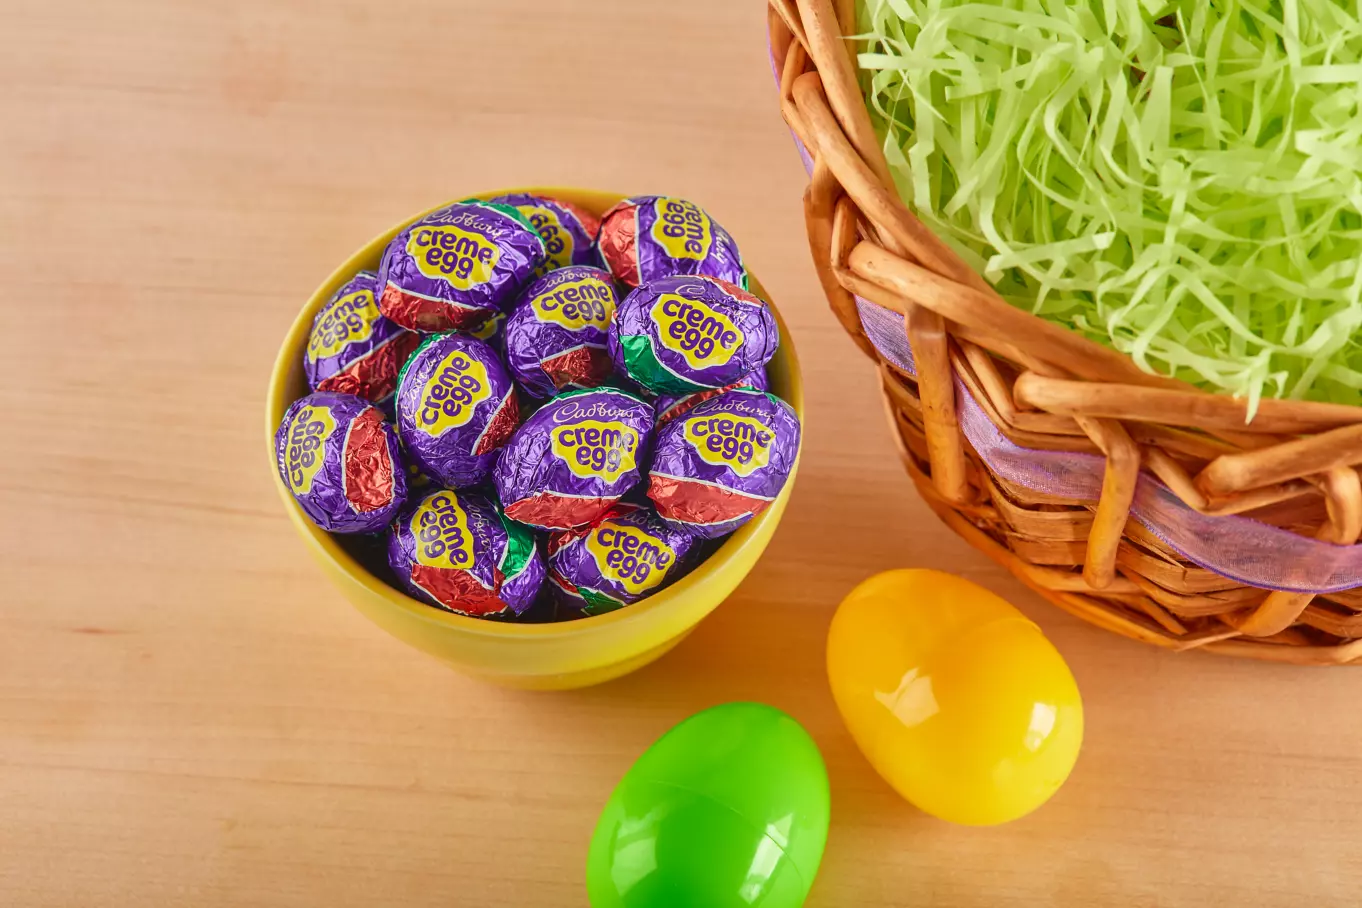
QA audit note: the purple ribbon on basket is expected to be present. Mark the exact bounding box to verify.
[768,38,1362,594]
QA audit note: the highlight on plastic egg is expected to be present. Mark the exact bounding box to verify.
[827,569,1083,826]
[586,702,829,908]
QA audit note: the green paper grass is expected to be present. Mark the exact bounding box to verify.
[857,0,1362,411]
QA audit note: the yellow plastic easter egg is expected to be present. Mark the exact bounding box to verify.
[827,569,1082,825]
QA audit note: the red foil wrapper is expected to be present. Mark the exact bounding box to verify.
[655,385,725,425]
[342,407,398,513]
[317,331,423,403]
[597,203,640,287]
[471,390,521,456]
[647,473,769,527]
[409,563,508,616]
[559,199,602,239]
[380,283,492,333]
[505,492,619,531]
[541,344,614,393]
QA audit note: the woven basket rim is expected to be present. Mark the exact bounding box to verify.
[768,0,1362,665]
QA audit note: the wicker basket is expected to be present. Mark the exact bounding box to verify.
[769,0,1362,665]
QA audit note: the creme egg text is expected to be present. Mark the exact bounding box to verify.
[532,277,614,329]
[307,289,379,362]
[650,198,713,260]
[284,405,337,495]
[585,523,675,594]
[407,222,500,289]
[684,412,773,476]
[416,351,491,436]
[652,293,743,368]
[412,491,475,568]
[551,419,639,481]
[523,205,571,262]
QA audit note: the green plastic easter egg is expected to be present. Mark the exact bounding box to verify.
[586,702,830,908]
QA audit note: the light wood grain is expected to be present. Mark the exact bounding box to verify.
[3,1,1362,905]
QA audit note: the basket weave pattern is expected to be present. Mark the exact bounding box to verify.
[770,0,1362,664]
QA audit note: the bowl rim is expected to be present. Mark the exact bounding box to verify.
[266,186,804,640]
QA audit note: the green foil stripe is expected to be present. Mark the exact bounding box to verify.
[618,333,705,395]
[395,332,446,394]
[462,198,548,257]
[497,511,538,583]
[581,588,625,616]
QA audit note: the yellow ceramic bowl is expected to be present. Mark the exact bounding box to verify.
[266,187,802,690]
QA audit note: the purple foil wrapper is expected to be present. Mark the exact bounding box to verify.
[494,387,655,531]
[394,334,520,489]
[304,270,422,404]
[647,388,800,539]
[547,502,699,615]
[275,391,407,534]
[387,487,544,617]
[654,367,771,425]
[609,274,779,395]
[488,193,602,274]
[504,265,619,399]
[377,201,546,332]
[597,195,745,289]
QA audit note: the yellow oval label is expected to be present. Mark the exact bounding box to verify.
[410,491,475,570]
[406,224,501,290]
[585,521,676,596]
[649,197,713,261]
[283,404,337,495]
[550,419,640,481]
[521,204,576,272]
[307,288,380,363]
[415,350,492,437]
[651,293,744,370]
[683,412,774,477]
[531,276,615,331]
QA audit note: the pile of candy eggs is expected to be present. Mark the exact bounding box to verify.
[275,194,801,622]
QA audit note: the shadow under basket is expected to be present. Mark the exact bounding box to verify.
[769,0,1362,665]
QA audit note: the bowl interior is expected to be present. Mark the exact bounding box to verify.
[267,187,804,640]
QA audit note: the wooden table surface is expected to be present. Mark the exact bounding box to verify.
[4,1,1361,905]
